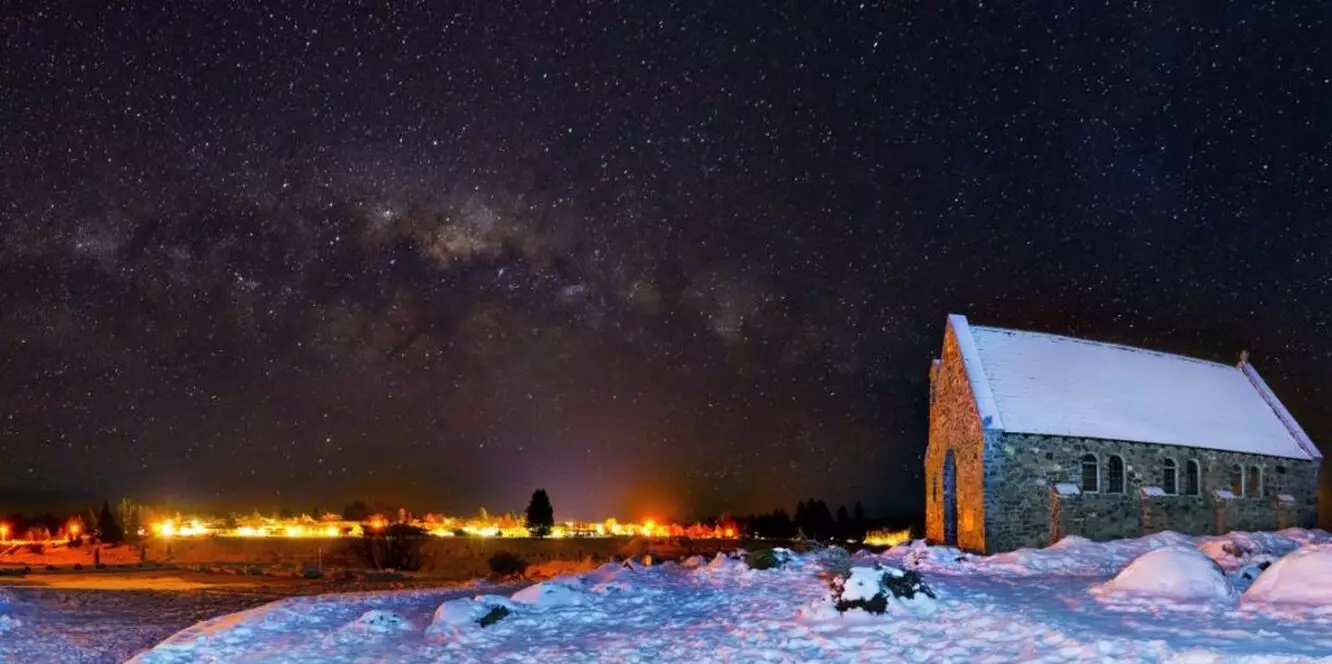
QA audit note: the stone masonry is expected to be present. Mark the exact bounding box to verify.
[924,323,989,552]
[984,433,1318,553]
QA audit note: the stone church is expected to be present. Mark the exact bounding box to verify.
[925,314,1321,554]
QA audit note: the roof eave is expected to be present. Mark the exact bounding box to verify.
[947,313,1005,432]
[1239,362,1323,462]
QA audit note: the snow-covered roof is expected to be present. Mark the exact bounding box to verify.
[946,316,1321,461]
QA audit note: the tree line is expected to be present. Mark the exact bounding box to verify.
[734,499,871,542]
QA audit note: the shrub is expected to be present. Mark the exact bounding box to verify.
[25,543,44,555]
[882,569,935,600]
[487,552,528,578]
[477,605,511,627]
[832,566,935,615]
[346,524,428,572]
[746,549,786,570]
[73,563,83,570]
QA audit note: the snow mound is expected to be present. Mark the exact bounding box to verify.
[680,555,707,569]
[0,614,20,634]
[1243,543,1332,605]
[428,595,517,633]
[511,578,591,608]
[344,609,414,634]
[1047,534,1093,550]
[1094,547,1233,601]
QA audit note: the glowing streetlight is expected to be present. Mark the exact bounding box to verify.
[0,523,9,542]
[69,522,81,539]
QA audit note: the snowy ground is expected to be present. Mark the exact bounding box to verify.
[0,572,486,663]
[119,528,1332,663]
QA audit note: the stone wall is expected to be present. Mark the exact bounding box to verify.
[1050,491,1141,544]
[984,432,1319,553]
[1139,494,1213,536]
[924,323,989,552]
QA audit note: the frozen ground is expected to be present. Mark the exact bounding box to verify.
[119,528,1332,663]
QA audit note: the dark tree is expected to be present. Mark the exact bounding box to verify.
[794,500,810,534]
[524,489,554,538]
[836,504,850,539]
[97,500,124,544]
[348,523,427,571]
[853,502,868,541]
[342,501,373,521]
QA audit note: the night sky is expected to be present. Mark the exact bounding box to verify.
[2,3,1330,522]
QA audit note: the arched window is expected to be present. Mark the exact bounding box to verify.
[1185,460,1201,496]
[1106,455,1125,494]
[1247,466,1262,498]
[1162,458,1178,495]
[1081,454,1099,493]
[1230,464,1245,496]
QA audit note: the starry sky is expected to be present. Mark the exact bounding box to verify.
[2,3,1330,522]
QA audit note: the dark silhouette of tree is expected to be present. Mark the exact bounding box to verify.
[807,499,834,540]
[853,502,867,541]
[836,505,850,539]
[524,489,554,538]
[342,501,373,521]
[794,500,810,534]
[97,500,124,544]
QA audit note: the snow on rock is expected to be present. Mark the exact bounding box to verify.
[510,577,591,608]
[428,595,517,634]
[680,555,707,569]
[1243,543,1332,605]
[1093,546,1233,601]
[344,609,414,634]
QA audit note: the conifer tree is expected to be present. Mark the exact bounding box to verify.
[524,489,554,538]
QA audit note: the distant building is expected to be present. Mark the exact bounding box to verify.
[925,314,1321,554]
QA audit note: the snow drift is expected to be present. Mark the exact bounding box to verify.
[1093,546,1233,600]
[1243,543,1332,604]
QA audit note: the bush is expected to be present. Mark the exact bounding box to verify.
[882,569,935,600]
[477,605,511,627]
[746,548,795,570]
[25,543,44,554]
[346,524,428,572]
[73,563,83,570]
[833,566,935,615]
[487,552,529,578]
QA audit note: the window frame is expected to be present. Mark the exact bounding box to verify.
[1247,465,1262,498]
[1080,453,1100,494]
[1184,459,1201,496]
[1230,464,1245,497]
[1162,457,1179,495]
[1105,455,1125,494]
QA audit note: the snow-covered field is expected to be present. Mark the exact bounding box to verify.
[115,528,1332,663]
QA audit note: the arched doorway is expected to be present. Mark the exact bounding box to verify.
[942,449,958,546]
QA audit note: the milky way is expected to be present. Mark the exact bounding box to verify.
[2,3,1330,521]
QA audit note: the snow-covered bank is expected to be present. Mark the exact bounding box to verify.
[124,528,1332,663]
